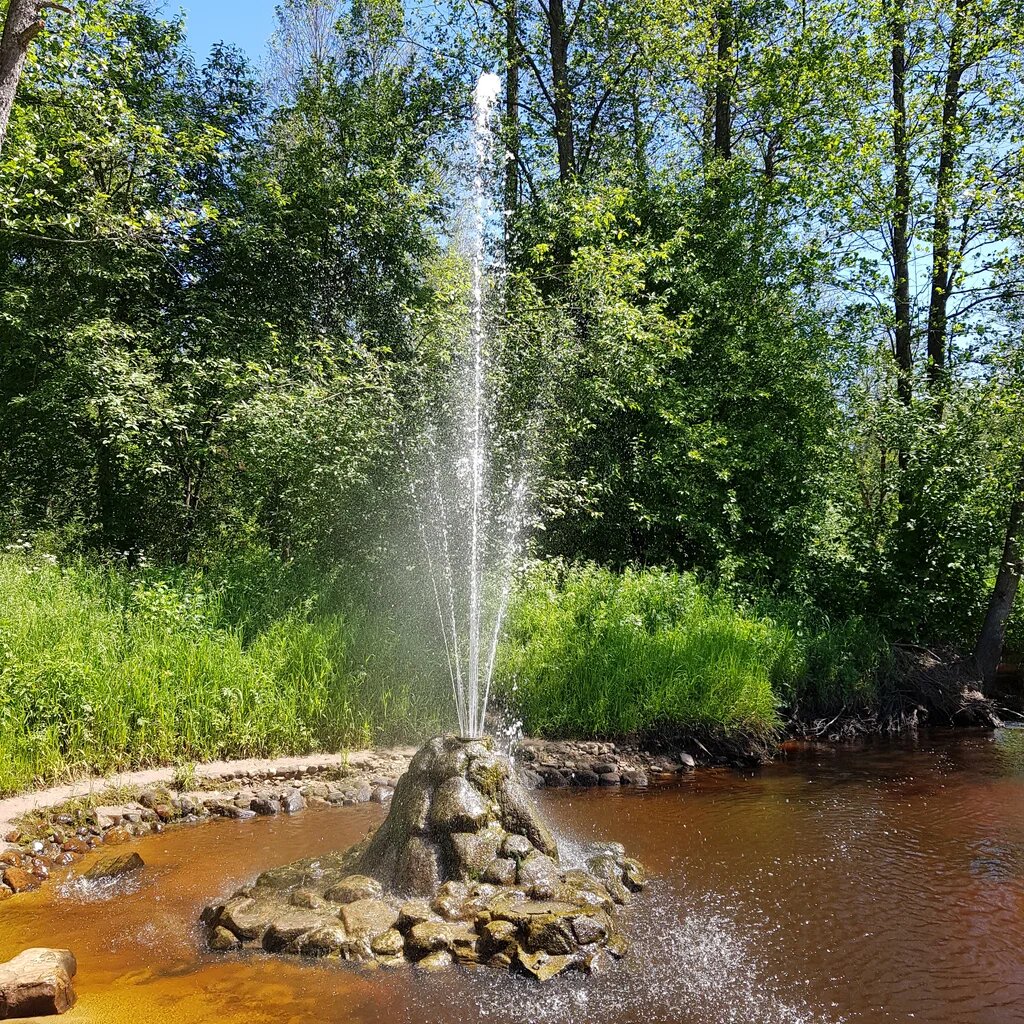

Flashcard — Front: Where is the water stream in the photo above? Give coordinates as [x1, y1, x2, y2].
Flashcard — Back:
[4, 731, 1023, 1023]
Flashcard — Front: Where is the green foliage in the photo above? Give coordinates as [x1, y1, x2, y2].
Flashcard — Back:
[497, 563, 888, 738]
[0, 548, 449, 795]
[499, 562, 861, 738]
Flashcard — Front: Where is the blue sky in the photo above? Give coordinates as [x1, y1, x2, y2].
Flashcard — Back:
[177, 1, 278, 61]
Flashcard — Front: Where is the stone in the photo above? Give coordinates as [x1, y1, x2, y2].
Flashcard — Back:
[599, 773, 621, 786]
[497, 779, 558, 858]
[417, 949, 453, 971]
[406, 921, 478, 961]
[2, 867, 38, 893]
[678, 752, 697, 769]
[554, 871, 615, 912]
[431, 881, 472, 921]
[209, 926, 240, 951]
[501, 834, 533, 861]
[324, 875, 383, 904]
[289, 888, 327, 910]
[622, 857, 647, 892]
[83, 851, 144, 881]
[262, 910, 329, 953]
[572, 911, 610, 946]
[397, 899, 437, 931]
[393, 836, 443, 897]
[61, 838, 88, 855]
[516, 948, 573, 981]
[482, 857, 517, 886]
[489, 899, 577, 928]
[574, 771, 601, 787]
[466, 751, 510, 796]
[137, 790, 169, 810]
[91, 806, 130, 829]
[281, 791, 305, 814]
[340, 899, 400, 942]
[371, 928, 405, 958]
[213, 803, 256, 820]
[0, 948, 77, 1018]
[620, 770, 648, 787]
[449, 826, 504, 878]
[593, 763, 617, 775]
[102, 827, 132, 845]
[299, 924, 349, 957]
[219, 897, 279, 941]
[524, 912, 578, 956]
[587, 855, 630, 905]
[251, 797, 281, 816]
[430, 777, 489, 833]
[479, 918, 517, 956]
[516, 853, 559, 898]
[154, 803, 176, 822]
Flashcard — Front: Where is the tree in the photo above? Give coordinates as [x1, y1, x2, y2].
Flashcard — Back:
[975, 456, 1024, 686]
[0, 0, 69, 152]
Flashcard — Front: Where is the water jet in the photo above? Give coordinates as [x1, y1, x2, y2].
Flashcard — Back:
[202, 75, 647, 980]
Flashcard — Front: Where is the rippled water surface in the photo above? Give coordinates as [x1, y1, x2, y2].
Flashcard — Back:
[3, 729, 1024, 1024]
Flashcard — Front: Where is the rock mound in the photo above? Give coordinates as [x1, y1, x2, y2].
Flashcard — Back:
[202, 736, 646, 979]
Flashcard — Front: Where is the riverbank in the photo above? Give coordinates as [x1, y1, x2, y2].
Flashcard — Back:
[0, 737, 707, 899]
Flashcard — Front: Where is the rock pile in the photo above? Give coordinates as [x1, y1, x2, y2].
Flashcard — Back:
[203, 736, 646, 979]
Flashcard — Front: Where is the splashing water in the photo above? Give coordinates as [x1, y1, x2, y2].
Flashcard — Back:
[410, 72, 528, 739]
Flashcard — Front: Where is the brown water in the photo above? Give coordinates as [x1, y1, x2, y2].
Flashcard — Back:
[3, 729, 1024, 1024]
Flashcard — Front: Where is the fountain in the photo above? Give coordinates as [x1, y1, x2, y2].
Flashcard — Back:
[410, 71, 526, 741]
[201, 74, 646, 980]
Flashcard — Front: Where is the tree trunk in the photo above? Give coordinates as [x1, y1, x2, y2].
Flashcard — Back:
[503, 0, 520, 240]
[975, 457, 1024, 689]
[889, 0, 913, 410]
[925, 0, 964, 397]
[713, 1, 733, 159]
[0, 0, 44, 152]
[546, 0, 575, 182]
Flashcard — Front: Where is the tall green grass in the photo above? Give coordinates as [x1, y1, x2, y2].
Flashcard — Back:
[0, 550, 887, 795]
[0, 550, 449, 795]
[496, 563, 884, 738]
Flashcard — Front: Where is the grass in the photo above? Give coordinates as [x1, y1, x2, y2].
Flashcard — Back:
[0, 549, 449, 795]
[495, 562, 885, 739]
[0, 548, 887, 796]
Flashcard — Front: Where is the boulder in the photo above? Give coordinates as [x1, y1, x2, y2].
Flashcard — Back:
[405, 921, 478, 961]
[393, 836, 443, 896]
[0, 948, 77, 1019]
[339, 899, 400, 942]
[397, 899, 437, 931]
[324, 875, 383, 904]
[516, 853, 559, 898]
[261, 909, 329, 953]
[2, 867, 38, 893]
[83, 851, 144, 881]
[430, 777, 489, 833]
[449, 826, 504, 878]
[516, 948, 573, 981]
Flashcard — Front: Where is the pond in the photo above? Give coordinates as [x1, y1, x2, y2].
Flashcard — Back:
[2, 729, 1023, 1024]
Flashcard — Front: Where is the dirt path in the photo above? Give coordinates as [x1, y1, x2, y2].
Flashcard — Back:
[0, 747, 418, 846]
